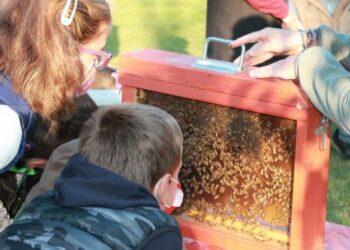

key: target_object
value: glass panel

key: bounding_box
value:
[137,89,296,246]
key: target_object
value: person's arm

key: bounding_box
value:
[315,25,350,66]
[245,0,289,20]
[136,227,182,250]
[230,24,350,66]
[245,0,303,30]
[297,47,350,134]
[0,105,22,170]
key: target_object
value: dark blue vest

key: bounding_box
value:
[0,74,37,173]
[0,192,181,250]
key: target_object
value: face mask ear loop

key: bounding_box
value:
[170,178,181,188]
[153,180,162,204]
[60,0,78,26]
[153,179,173,208]
[154,177,183,209]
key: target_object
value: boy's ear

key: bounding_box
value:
[153,173,172,199]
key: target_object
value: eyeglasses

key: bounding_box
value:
[79,47,112,70]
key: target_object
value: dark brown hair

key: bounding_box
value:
[0,0,111,131]
[29,94,98,159]
[79,104,183,189]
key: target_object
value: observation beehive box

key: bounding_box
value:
[118,49,331,250]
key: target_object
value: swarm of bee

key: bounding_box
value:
[138,90,296,241]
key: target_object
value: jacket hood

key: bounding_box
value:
[54,154,159,209]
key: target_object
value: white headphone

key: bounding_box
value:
[60,0,78,26]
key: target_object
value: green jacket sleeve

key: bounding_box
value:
[296,47,350,134]
[315,25,350,68]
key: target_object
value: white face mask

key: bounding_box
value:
[154,178,184,214]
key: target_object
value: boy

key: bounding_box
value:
[0,103,184,250]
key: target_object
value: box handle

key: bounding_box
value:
[203,37,246,71]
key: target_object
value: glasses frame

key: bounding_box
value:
[79,47,112,69]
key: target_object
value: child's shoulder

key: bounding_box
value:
[86,205,179,230]
[126,206,179,227]
[10,197,181,250]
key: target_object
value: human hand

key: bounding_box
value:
[230,28,303,66]
[248,55,298,80]
[282,10,304,30]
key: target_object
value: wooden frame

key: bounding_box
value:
[119,49,331,250]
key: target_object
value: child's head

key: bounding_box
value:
[16,94,96,210]
[79,104,183,211]
[26,94,98,164]
[0,0,111,129]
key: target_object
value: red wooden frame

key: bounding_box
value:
[119,49,331,250]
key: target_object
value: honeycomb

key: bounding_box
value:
[137,89,296,244]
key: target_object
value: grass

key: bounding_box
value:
[327,149,350,225]
[326,126,350,225]
[106,0,206,67]
[106,1,350,226]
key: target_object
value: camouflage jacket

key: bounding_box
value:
[0,191,181,250]
[0,154,182,249]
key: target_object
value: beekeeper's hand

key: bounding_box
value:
[248,55,298,80]
[230,28,303,66]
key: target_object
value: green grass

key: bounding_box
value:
[327,150,350,225]
[106,0,206,67]
[326,127,350,225]
[106,1,350,226]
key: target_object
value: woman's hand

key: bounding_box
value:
[230,28,303,66]
[248,55,298,80]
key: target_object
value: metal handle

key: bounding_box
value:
[203,37,246,71]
